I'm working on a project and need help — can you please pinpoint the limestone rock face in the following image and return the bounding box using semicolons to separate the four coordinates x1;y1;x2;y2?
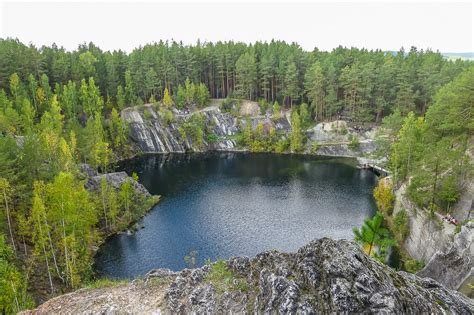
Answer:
121;104;239;153
23;239;473;314
394;182;474;291
85;172;151;197
418;222;473;290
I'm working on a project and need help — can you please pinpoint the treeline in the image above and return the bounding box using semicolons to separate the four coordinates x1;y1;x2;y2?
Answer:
0;38;470;122
382;66;473;215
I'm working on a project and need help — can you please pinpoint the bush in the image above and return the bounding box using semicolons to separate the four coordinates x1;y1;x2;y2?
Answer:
221;97;237;113
143;109;152;120
159;108;174;125
274;138;289;153
348;134;360;149
310;142;320;154
207;133;219;143
373;179;395;215
393;209;410;241
404;259;424;273
205;260;249;293
258;99;269;115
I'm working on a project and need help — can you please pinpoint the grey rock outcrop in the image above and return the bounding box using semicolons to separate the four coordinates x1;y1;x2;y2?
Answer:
121;104;239;153
418;222;473;291
394;182;474;291
85;172;151;197
23;238;473;314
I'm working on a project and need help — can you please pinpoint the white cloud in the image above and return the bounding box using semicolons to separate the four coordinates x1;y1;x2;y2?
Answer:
0;1;472;52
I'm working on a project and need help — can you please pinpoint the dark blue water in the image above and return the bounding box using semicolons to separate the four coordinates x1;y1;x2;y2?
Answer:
94;153;378;279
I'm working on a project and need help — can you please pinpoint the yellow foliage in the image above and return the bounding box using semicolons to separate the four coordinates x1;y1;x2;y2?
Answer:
373;179;395;215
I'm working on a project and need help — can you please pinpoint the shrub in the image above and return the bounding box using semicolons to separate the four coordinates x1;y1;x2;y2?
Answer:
373;179;395;215
348;134;360;149
207;133;219;143
159;108;174;125
274;138;289;153
143;109;152;120
404;259;424;273
205;260;249;293
310;142;320;154
393;209;410;241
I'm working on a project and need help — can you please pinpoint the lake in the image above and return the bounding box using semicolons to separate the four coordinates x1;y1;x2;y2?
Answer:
94;153;378;279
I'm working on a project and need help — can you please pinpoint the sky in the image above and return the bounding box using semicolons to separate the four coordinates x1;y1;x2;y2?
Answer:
0;0;472;53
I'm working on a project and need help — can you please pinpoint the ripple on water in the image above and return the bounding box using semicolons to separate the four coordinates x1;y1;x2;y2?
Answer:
94;153;378;279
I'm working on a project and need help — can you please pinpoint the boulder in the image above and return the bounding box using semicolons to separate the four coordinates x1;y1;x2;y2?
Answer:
85;172;151;197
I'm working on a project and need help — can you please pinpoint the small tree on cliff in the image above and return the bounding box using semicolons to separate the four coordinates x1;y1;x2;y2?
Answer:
353;212;395;257
162;88;173;108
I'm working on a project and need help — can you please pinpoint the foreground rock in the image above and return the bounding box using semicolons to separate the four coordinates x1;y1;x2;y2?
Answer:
23;238;473;314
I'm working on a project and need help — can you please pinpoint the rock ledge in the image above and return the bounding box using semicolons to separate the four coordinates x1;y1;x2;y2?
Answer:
23;238;472;314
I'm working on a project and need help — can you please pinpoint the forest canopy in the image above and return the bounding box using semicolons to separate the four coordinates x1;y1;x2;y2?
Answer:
0;38;470;123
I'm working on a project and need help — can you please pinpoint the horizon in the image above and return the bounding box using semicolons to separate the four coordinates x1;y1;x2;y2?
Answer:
2;37;474;55
1;1;472;54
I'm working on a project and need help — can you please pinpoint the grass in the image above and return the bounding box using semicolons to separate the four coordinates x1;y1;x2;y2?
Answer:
205;260;250;293
85;278;129;289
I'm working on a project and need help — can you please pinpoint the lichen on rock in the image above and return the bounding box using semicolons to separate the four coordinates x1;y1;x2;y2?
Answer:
23;238;473;314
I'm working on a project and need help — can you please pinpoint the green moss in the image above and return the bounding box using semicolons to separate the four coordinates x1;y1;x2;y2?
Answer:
205;260;250;293
85;278;129;289
403;259;424;273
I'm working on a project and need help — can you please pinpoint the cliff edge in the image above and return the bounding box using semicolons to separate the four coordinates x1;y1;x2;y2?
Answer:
23;238;472;314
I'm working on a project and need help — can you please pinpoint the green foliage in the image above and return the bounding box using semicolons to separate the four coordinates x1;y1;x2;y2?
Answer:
159;107;174;125
310;142;320;154
393;209;410;242
85;277;128;289
162;88;173;107
373;179;395;215
274;138;289;153
0;235;33;313
180;114;205;148
235;51;257;100
299;103;311;129
389;112;425;182
272;101;281;120
290;110;304;152
143;109;152;120
353;212;396;258
205;260;249;293
304;61;325;120
207;133;219;143
348;134;360;149
403;259;424;273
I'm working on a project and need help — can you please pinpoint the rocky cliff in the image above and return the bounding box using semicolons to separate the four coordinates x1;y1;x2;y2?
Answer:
121;103;377;158
23;238;472;314
121;104;240;153
394;182;474;292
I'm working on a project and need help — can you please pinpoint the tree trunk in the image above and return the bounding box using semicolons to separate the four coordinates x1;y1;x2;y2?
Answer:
3;189;16;252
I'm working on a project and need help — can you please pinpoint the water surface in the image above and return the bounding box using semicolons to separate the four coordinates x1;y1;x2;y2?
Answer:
95;153;377;279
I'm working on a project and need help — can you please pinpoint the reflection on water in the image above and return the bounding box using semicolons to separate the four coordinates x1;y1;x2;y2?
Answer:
95;153;378;279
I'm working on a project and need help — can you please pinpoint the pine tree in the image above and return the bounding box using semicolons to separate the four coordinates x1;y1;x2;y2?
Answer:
353;212;395;257
290;110;304;152
283;62;299;107
0;178;16;252
235;51;257;100
304;61;325;120
116;85;125;110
